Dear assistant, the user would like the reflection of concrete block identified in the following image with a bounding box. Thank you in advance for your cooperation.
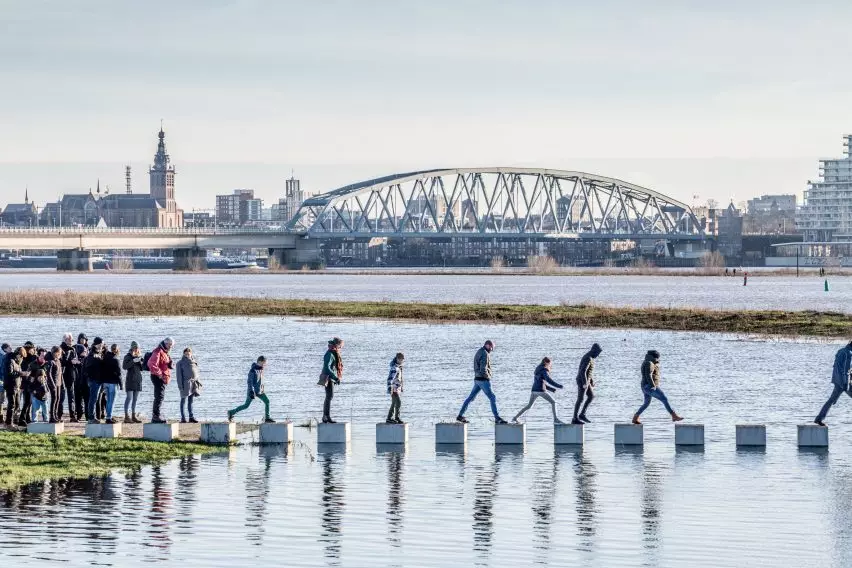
[318,422,351,444]
[200,423,237,444]
[143,422,180,442]
[675,423,704,446]
[614,423,643,445]
[259,422,293,444]
[495,423,525,445]
[798,424,828,447]
[27,422,64,435]
[376,423,408,444]
[554,423,584,445]
[435,422,467,445]
[85,423,122,438]
[736,425,766,446]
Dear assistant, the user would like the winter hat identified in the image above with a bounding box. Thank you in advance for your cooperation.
[130,341,139,350]
[92,337,104,347]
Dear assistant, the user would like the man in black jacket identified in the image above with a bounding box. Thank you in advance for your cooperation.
[572,343,602,424]
[20,346,48,426]
[3,347,27,426]
[60,333,79,421]
[74,334,89,421]
[84,338,105,424]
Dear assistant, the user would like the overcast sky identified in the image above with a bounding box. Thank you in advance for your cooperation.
[1,0,851,209]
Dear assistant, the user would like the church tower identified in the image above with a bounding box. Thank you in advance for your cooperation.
[149,125,175,201]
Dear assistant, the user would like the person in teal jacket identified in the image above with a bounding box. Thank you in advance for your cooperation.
[228,356,275,423]
[320,338,344,423]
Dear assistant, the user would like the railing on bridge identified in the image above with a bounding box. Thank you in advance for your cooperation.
[0,226,295,235]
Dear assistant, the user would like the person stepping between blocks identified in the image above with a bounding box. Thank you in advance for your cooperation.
[227,355,275,424]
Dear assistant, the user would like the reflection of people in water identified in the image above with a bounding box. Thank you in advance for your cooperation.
[571,451,598,551]
[320,452,345,565]
[175,456,199,534]
[386,450,404,553]
[531,449,563,563]
[245,448,278,546]
[641,460,663,564]
[473,451,516,563]
[146,466,174,557]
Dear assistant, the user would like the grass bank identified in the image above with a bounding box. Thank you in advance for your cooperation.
[0,431,225,491]
[1,290,851,337]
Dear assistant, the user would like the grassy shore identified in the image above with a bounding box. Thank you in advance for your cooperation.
[0,431,225,490]
[1,290,850,337]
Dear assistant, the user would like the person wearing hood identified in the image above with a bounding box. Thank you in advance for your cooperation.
[20,346,48,426]
[147,337,174,423]
[30,368,49,423]
[59,333,78,421]
[123,341,144,423]
[572,343,602,424]
[176,347,201,423]
[814,341,852,426]
[385,353,405,424]
[632,350,683,424]
[85,337,105,424]
[512,357,565,424]
[73,333,90,422]
[3,347,28,426]
[319,338,344,424]
[100,344,123,424]
[46,346,64,423]
[227,356,274,423]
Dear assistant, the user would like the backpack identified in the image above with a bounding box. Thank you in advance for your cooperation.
[141,351,154,372]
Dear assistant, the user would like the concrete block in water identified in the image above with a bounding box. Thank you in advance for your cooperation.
[318,422,351,444]
[675,423,704,446]
[259,422,293,444]
[143,422,180,442]
[200,422,237,444]
[85,423,122,439]
[376,423,408,444]
[614,423,643,445]
[736,424,766,446]
[435,422,467,445]
[798,424,828,447]
[554,423,584,445]
[495,423,525,445]
[27,422,64,435]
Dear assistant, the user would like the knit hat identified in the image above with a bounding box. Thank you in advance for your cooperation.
[92,337,104,347]
[130,341,139,350]
[328,337,343,347]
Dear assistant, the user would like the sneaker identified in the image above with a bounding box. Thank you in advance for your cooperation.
[180,418,187,424]
[671,413,684,422]
[456,415,469,424]
[105,418,115,424]
[151,418,166,424]
[632,415,642,425]
[264,417,276,424]
[571,418,584,425]
[87,419,100,425]
[578,414,591,423]
[386,418,396,424]
[814,419,826,427]
[189,418,199,424]
[511,418,521,424]
[495,417,508,425]
[227,412,234,423]
[554,418,566,425]
[394,419,405,424]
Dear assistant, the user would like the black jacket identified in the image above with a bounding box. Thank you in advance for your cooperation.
[102,352,123,385]
[83,352,104,383]
[26,359,49,394]
[60,342,78,381]
[46,354,62,390]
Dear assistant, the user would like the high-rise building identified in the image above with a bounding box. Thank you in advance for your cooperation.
[276,176,305,223]
[216,189,262,225]
[147,127,183,227]
[797,135,852,241]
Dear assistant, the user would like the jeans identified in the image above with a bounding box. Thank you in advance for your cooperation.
[87,379,102,421]
[387,392,401,421]
[229,393,270,419]
[513,391,558,422]
[573,380,595,420]
[459,379,500,418]
[180,395,195,420]
[323,382,335,421]
[635,384,675,416]
[151,376,166,420]
[124,390,139,416]
[31,396,49,422]
[816,384,851,422]
[102,383,117,419]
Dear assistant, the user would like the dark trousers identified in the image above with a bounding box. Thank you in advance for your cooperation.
[151,376,166,420]
[573,380,594,419]
[387,392,401,421]
[63,375,76,419]
[322,382,334,421]
[49,382,64,422]
[4,388,19,425]
[816,384,850,422]
[18,390,32,425]
[75,374,89,420]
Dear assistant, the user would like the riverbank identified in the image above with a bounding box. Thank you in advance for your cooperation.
[0,431,226,490]
[1,290,850,337]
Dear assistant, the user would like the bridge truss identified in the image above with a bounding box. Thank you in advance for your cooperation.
[287,168,703,240]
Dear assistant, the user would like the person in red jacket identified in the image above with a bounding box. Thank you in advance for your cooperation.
[147,337,174,423]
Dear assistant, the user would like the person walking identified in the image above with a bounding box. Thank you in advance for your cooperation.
[512,357,565,424]
[573,343,602,424]
[632,350,683,424]
[386,353,404,424]
[320,338,344,424]
[176,347,201,423]
[457,340,507,424]
[147,337,174,423]
[73,334,89,421]
[3,347,27,426]
[46,346,64,423]
[227,356,274,423]
[122,341,144,423]
[85,338,105,424]
[30,369,50,423]
[101,344,123,424]
[814,341,852,426]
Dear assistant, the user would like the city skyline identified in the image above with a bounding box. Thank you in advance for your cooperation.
[2,1,852,208]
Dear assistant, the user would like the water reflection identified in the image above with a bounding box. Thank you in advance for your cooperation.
[530,447,563,565]
[245,447,283,547]
[145,466,173,560]
[563,447,598,553]
[640,460,665,568]
[319,448,346,566]
[175,456,199,536]
[384,448,405,557]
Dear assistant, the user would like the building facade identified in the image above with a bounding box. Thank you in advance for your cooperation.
[216,189,262,225]
[797,135,852,241]
[747,194,797,214]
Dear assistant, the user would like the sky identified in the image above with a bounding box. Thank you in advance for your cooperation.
[1,0,852,210]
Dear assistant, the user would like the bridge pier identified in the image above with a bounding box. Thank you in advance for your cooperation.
[173,247,207,271]
[268,238,322,269]
[56,249,92,272]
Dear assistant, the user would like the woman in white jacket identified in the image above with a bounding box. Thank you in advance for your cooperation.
[176,347,201,423]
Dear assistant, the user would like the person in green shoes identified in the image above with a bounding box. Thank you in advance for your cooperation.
[227,356,275,423]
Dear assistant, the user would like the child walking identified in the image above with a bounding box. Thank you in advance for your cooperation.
[386,353,404,424]
[228,356,275,423]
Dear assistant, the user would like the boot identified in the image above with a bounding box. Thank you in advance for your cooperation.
[125,413,131,423]
[632,415,642,425]
[671,413,684,422]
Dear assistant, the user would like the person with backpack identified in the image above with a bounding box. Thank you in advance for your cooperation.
[319,338,344,424]
[73,334,89,421]
[85,338,105,424]
[511,357,565,424]
[572,343,602,424]
[227,355,274,423]
[814,341,852,426]
[46,346,64,423]
[456,340,507,424]
[385,353,405,424]
[123,341,144,423]
[632,350,684,424]
[147,337,174,423]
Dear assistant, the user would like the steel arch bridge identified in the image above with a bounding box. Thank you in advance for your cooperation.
[287,168,704,240]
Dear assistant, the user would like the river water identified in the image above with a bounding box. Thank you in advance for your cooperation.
[0,316,850,567]
[0,270,849,312]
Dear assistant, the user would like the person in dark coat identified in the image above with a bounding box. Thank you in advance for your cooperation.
[227,356,274,423]
[21,347,48,426]
[59,333,78,421]
[572,343,602,424]
[122,341,144,423]
[632,350,683,424]
[320,338,344,424]
[101,344,123,424]
[85,338,105,424]
[73,334,89,421]
[46,346,64,423]
[511,357,565,424]
[3,347,27,426]
[30,369,49,423]
[814,341,852,426]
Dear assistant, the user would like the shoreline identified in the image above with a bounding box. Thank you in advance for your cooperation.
[0,290,850,337]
